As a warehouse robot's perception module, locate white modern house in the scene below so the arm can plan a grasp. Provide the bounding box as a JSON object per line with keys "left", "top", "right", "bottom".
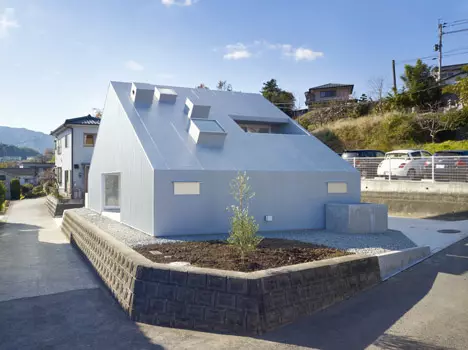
{"left": 50, "top": 115, "right": 101, "bottom": 199}
{"left": 87, "top": 81, "right": 361, "bottom": 237}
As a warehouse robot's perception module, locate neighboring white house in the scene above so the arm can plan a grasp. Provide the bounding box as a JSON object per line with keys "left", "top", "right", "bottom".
{"left": 87, "top": 81, "right": 360, "bottom": 237}
{"left": 50, "top": 115, "right": 101, "bottom": 199}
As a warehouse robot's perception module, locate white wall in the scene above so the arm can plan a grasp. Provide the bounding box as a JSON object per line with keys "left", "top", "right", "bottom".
{"left": 71, "top": 125, "right": 99, "bottom": 192}
{"left": 88, "top": 85, "right": 154, "bottom": 234}
{"left": 54, "top": 129, "right": 72, "bottom": 193}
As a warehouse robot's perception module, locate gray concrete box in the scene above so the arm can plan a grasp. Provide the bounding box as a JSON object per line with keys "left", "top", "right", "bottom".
{"left": 326, "top": 203, "right": 388, "bottom": 234}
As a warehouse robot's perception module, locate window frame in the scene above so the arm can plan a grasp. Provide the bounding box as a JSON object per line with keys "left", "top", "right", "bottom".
{"left": 320, "top": 90, "right": 337, "bottom": 98}
{"left": 83, "top": 133, "right": 97, "bottom": 147}
{"left": 57, "top": 138, "right": 62, "bottom": 155}
{"left": 173, "top": 182, "right": 201, "bottom": 196}
{"left": 102, "top": 173, "right": 121, "bottom": 210}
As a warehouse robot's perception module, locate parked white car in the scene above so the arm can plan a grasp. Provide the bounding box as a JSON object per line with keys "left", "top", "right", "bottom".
{"left": 377, "top": 150, "right": 432, "bottom": 180}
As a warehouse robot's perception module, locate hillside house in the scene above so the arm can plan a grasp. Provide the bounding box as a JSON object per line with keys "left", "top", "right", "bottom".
{"left": 440, "top": 63, "right": 468, "bottom": 85}
{"left": 87, "top": 81, "right": 360, "bottom": 237}
{"left": 50, "top": 115, "right": 101, "bottom": 199}
{"left": 305, "top": 83, "right": 354, "bottom": 108}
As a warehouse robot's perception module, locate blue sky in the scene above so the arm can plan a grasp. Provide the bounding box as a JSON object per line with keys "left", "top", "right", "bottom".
{"left": 1, "top": 0, "right": 468, "bottom": 134}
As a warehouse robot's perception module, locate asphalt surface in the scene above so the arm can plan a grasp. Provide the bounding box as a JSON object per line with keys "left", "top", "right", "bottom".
{"left": 1, "top": 198, "right": 468, "bottom": 349}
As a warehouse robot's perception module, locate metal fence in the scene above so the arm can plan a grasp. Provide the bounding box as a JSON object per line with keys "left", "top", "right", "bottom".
{"left": 345, "top": 156, "right": 468, "bottom": 183}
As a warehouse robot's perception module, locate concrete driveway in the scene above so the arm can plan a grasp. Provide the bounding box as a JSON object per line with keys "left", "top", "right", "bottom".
{"left": 1, "top": 198, "right": 468, "bottom": 349}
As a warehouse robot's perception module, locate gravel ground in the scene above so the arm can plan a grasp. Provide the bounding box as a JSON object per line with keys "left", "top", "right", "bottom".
{"left": 73, "top": 208, "right": 416, "bottom": 255}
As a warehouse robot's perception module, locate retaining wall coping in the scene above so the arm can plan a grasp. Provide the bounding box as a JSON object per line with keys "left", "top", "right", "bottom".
{"left": 65, "top": 210, "right": 374, "bottom": 278}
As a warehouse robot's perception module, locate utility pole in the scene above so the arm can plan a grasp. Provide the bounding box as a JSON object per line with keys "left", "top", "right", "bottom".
{"left": 392, "top": 59, "right": 397, "bottom": 92}
{"left": 437, "top": 20, "right": 443, "bottom": 82}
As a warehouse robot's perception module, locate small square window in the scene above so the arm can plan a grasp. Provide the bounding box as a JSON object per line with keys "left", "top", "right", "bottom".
{"left": 84, "top": 133, "right": 96, "bottom": 147}
{"left": 328, "top": 182, "right": 347, "bottom": 194}
{"left": 173, "top": 182, "right": 200, "bottom": 195}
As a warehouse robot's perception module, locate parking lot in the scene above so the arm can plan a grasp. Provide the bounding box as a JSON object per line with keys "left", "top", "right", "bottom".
{"left": 345, "top": 154, "right": 468, "bottom": 183}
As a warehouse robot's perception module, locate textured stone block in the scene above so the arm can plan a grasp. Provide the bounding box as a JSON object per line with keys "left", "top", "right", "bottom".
{"left": 158, "top": 284, "right": 176, "bottom": 301}
{"left": 237, "top": 295, "right": 259, "bottom": 312}
{"left": 216, "top": 292, "right": 237, "bottom": 310}
{"left": 187, "top": 273, "right": 206, "bottom": 288}
{"left": 176, "top": 287, "right": 196, "bottom": 304}
{"left": 260, "top": 276, "right": 278, "bottom": 293}
{"left": 207, "top": 275, "right": 226, "bottom": 291}
{"left": 225, "top": 310, "right": 245, "bottom": 327}
{"left": 167, "top": 301, "right": 186, "bottom": 317}
{"left": 204, "top": 308, "right": 225, "bottom": 324}
{"left": 170, "top": 270, "right": 187, "bottom": 286}
{"left": 148, "top": 299, "right": 166, "bottom": 313}
{"left": 195, "top": 290, "right": 215, "bottom": 306}
{"left": 227, "top": 277, "right": 248, "bottom": 294}
{"left": 186, "top": 304, "right": 205, "bottom": 320}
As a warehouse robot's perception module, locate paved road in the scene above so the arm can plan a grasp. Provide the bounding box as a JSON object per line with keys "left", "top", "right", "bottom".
{"left": 1, "top": 198, "right": 468, "bottom": 349}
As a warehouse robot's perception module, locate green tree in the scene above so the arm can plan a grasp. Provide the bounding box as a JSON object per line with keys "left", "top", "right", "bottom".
{"left": 227, "top": 172, "right": 262, "bottom": 260}
{"left": 261, "top": 79, "right": 296, "bottom": 117}
{"left": 443, "top": 66, "right": 468, "bottom": 107}
{"left": 10, "top": 178, "right": 20, "bottom": 200}
{"left": 217, "top": 80, "right": 232, "bottom": 91}
{"left": 400, "top": 59, "right": 441, "bottom": 108}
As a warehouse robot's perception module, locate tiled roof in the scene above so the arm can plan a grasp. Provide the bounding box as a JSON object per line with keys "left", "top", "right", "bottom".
{"left": 64, "top": 115, "right": 101, "bottom": 126}
{"left": 50, "top": 115, "right": 100, "bottom": 136}
{"left": 308, "top": 83, "right": 354, "bottom": 90}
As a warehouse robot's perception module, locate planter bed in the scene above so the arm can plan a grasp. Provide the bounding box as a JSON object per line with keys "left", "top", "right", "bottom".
{"left": 62, "top": 209, "right": 381, "bottom": 335}
{"left": 136, "top": 239, "right": 351, "bottom": 272}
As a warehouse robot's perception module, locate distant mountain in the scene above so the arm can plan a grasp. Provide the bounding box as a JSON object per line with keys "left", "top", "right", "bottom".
{"left": 0, "top": 126, "right": 54, "bottom": 153}
{"left": 0, "top": 143, "right": 40, "bottom": 159}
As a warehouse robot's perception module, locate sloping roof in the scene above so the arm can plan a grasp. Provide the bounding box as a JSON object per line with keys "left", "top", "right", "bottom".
{"left": 441, "top": 63, "right": 468, "bottom": 71}
{"left": 64, "top": 115, "right": 101, "bottom": 126}
{"left": 308, "top": 83, "right": 354, "bottom": 92}
{"left": 50, "top": 115, "right": 100, "bottom": 136}
{"left": 105, "top": 81, "right": 355, "bottom": 173}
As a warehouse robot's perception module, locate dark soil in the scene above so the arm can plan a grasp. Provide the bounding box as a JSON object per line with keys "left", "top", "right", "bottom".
{"left": 135, "top": 238, "right": 352, "bottom": 272}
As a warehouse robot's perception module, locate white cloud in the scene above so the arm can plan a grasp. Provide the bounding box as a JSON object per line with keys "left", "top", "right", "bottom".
{"left": 161, "top": 0, "right": 197, "bottom": 7}
{"left": 283, "top": 46, "right": 324, "bottom": 61}
{"left": 0, "top": 8, "right": 20, "bottom": 38}
{"left": 125, "top": 60, "right": 144, "bottom": 71}
{"left": 220, "top": 40, "right": 323, "bottom": 62}
{"left": 223, "top": 43, "right": 252, "bottom": 60}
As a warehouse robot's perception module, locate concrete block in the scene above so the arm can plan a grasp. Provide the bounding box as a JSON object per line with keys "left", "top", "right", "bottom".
{"left": 377, "top": 246, "right": 431, "bottom": 280}
{"left": 326, "top": 203, "right": 388, "bottom": 234}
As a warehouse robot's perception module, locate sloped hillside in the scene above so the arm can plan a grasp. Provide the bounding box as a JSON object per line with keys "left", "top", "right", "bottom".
{"left": 309, "top": 111, "right": 468, "bottom": 152}
{"left": 0, "top": 126, "right": 54, "bottom": 153}
{"left": 0, "top": 143, "right": 40, "bottom": 159}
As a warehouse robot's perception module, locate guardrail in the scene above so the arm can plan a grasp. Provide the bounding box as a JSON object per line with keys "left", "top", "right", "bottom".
{"left": 345, "top": 156, "right": 468, "bottom": 183}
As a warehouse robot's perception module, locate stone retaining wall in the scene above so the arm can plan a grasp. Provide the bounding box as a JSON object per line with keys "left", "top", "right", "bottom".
{"left": 62, "top": 210, "right": 382, "bottom": 334}
{"left": 47, "top": 195, "right": 84, "bottom": 217}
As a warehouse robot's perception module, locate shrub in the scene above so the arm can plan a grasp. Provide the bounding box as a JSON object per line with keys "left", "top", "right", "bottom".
{"left": 32, "top": 185, "right": 45, "bottom": 197}
{"left": 10, "top": 179, "right": 21, "bottom": 200}
{"left": 227, "top": 172, "right": 262, "bottom": 259}
{"left": 21, "top": 183, "right": 34, "bottom": 197}
{"left": 0, "top": 181, "right": 6, "bottom": 210}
